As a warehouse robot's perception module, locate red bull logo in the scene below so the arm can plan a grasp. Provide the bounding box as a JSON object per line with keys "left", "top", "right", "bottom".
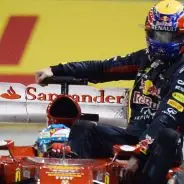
{"left": 160, "top": 15, "right": 170, "bottom": 22}
{"left": 140, "top": 80, "right": 160, "bottom": 97}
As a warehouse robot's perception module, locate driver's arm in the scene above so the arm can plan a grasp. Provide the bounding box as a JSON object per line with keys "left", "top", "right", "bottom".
{"left": 49, "top": 49, "right": 147, "bottom": 83}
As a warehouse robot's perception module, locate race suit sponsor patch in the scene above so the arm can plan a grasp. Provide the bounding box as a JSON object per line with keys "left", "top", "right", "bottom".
{"left": 139, "top": 135, "right": 154, "bottom": 155}
{"left": 172, "top": 92, "right": 184, "bottom": 104}
{"left": 177, "top": 80, "right": 184, "bottom": 86}
{"left": 133, "top": 91, "right": 159, "bottom": 109}
{"left": 151, "top": 25, "right": 177, "bottom": 31}
{"left": 175, "top": 85, "right": 184, "bottom": 93}
{"left": 134, "top": 107, "right": 156, "bottom": 120}
{"left": 162, "top": 108, "right": 177, "bottom": 120}
{"left": 167, "top": 99, "right": 184, "bottom": 112}
{"left": 140, "top": 80, "right": 160, "bottom": 96}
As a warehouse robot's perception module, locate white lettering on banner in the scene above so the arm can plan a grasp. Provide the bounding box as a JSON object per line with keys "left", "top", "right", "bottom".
{"left": 26, "top": 87, "right": 126, "bottom": 104}
{"left": 0, "top": 84, "right": 128, "bottom": 105}
{"left": 133, "top": 91, "right": 159, "bottom": 109}
{"left": 26, "top": 87, "right": 58, "bottom": 101}
{"left": 0, "top": 83, "right": 129, "bottom": 125}
{"left": 177, "top": 80, "right": 184, "bottom": 86}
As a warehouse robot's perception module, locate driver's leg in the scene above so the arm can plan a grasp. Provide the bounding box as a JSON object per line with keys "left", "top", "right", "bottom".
{"left": 140, "top": 128, "right": 182, "bottom": 184}
{"left": 68, "top": 120, "right": 139, "bottom": 158}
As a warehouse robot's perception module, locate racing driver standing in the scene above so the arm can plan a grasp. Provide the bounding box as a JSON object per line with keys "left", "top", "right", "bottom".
{"left": 35, "top": 0, "right": 184, "bottom": 183}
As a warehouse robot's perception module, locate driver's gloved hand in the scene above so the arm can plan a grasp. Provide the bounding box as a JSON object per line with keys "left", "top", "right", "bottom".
{"left": 49, "top": 143, "right": 78, "bottom": 158}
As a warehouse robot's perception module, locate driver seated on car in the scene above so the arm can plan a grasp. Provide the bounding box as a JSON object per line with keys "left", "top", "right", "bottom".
{"left": 35, "top": 0, "right": 184, "bottom": 184}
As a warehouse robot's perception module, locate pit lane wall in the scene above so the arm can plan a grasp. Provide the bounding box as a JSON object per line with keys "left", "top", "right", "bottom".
{"left": 0, "top": 83, "right": 129, "bottom": 128}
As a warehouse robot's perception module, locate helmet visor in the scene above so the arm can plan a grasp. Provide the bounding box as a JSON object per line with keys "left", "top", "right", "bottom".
{"left": 146, "top": 30, "right": 184, "bottom": 43}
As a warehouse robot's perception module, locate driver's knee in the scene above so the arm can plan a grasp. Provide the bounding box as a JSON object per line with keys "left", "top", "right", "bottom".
{"left": 68, "top": 120, "right": 98, "bottom": 158}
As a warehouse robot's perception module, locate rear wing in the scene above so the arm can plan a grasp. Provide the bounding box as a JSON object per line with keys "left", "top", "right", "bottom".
{"left": 0, "top": 81, "right": 130, "bottom": 128}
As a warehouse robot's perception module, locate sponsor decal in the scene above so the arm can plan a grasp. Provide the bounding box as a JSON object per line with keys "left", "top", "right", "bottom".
{"left": 134, "top": 107, "right": 156, "bottom": 120}
{"left": 175, "top": 85, "right": 184, "bottom": 93}
{"left": 46, "top": 165, "right": 83, "bottom": 179}
{"left": 48, "top": 165, "right": 80, "bottom": 170}
{"left": 172, "top": 92, "right": 184, "bottom": 104}
{"left": 50, "top": 128, "right": 56, "bottom": 135}
{"left": 139, "top": 135, "right": 154, "bottom": 155}
{"left": 56, "top": 177, "right": 72, "bottom": 181}
{"left": 141, "top": 80, "right": 160, "bottom": 96}
{"left": 152, "top": 25, "right": 176, "bottom": 31}
{"left": 150, "top": 60, "right": 163, "bottom": 68}
{"left": 155, "top": 19, "right": 172, "bottom": 27}
{"left": 160, "top": 16, "right": 171, "bottom": 22}
{"left": 167, "top": 99, "right": 184, "bottom": 112}
{"left": 133, "top": 91, "right": 159, "bottom": 109}
{"left": 0, "top": 84, "right": 127, "bottom": 104}
{"left": 15, "top": 168, "right": 21, "bottom": 182}
{"left": 0, "top": 83, "right": 129, "bottom": 124}
{"left": 104, "top": 172, "right": 110, "bottom": 184}
{"left": 26, "top": 87, "right": 125, "bottom": 104}
{"left": 177, "top": 80, "right": 184, "bottom": 86}
{"left": 167, "top": 108, "right": 177, "bottom": 115}
{"left": 47, "top": 173, "right": 82, "bottom": 178}
{"left": 0, "top": 86, "right": 21, "bottom": 99}
{"left": 162, "top": 108, "right": 177, "bottom": 120}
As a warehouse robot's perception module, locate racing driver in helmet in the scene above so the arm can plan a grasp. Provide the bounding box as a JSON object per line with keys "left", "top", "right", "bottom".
{"left": 35, "top": 0, "right": 184, "bottom": 183}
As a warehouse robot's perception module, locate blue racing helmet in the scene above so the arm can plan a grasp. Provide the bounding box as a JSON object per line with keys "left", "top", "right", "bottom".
{"left": 145, "top": 0, "right": 184, "bottom": 61}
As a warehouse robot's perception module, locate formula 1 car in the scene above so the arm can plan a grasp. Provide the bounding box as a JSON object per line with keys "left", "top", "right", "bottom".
{"left": 0, "top": 139, "right": 127, "bottom": 184}
{"left": 0, "top": 77, "right": 183, "bottom": 184}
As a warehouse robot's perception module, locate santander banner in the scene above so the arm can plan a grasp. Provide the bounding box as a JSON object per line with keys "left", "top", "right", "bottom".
{"left": 0, "top": 83, "right": 129, "bottom": 128}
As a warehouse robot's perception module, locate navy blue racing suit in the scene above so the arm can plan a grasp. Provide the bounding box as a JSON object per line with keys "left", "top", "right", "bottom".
{"left": 51, "top": 49, "right": 184, "bottom": 159}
